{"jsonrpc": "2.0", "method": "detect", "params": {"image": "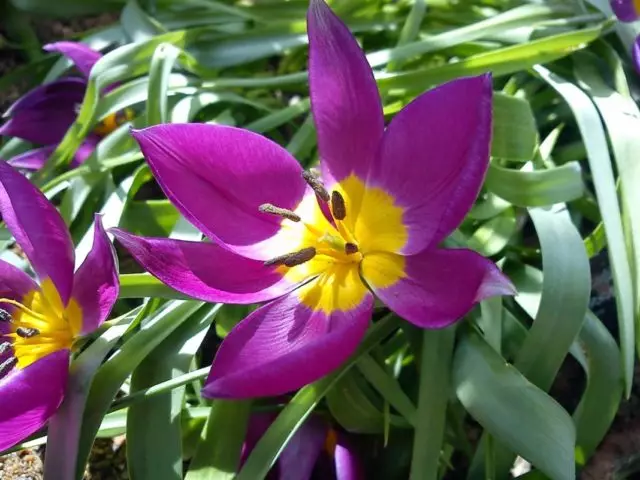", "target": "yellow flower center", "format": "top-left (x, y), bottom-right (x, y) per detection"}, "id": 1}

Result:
top-left (92, 108), bottom-right (135, 137)
top-left (1, 278), bottom-right (82, 371)
top-left (262, 173), bottom-right (408, 313)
